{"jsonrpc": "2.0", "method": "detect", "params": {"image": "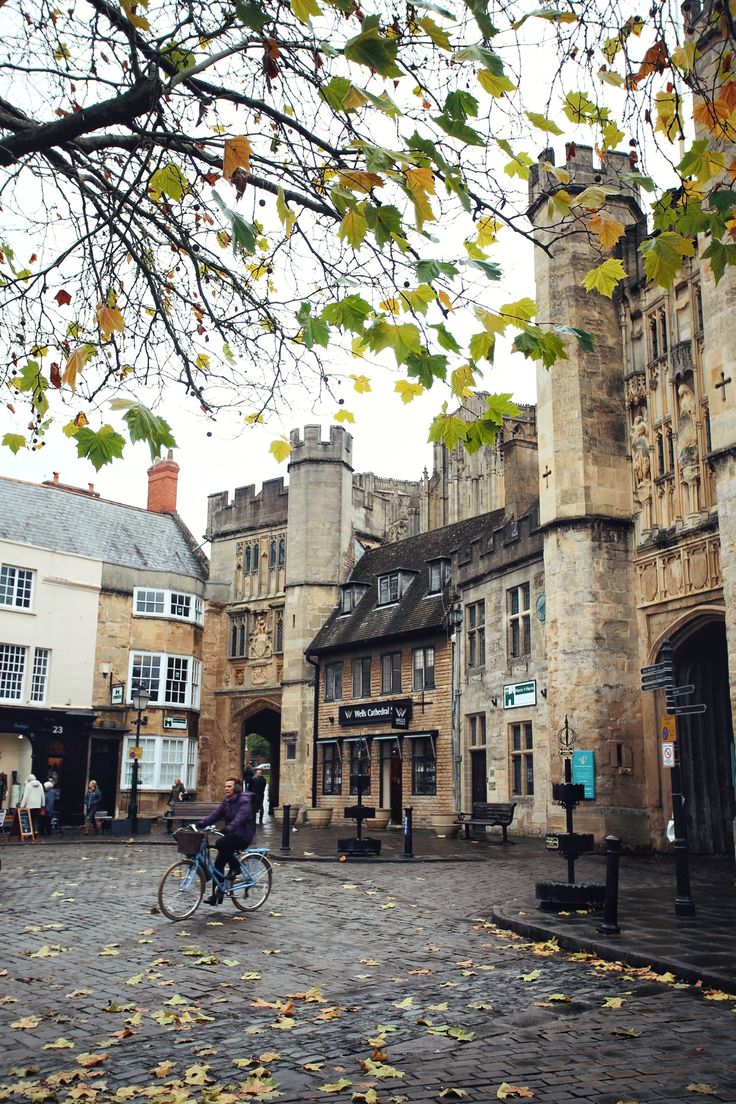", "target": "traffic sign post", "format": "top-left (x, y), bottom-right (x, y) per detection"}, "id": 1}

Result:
top-left (640, 638), bottom-right (697, 918)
